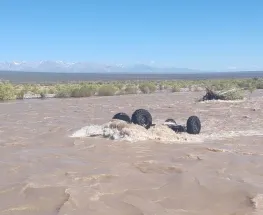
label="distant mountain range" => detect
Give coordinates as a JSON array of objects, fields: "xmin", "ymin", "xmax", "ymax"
[
  {"xmin": 1, "ymin": 61, "xmax": 263, "ymax": 83},
  {"xmin": 0, "ymin": 61, "xmax": 205, "ymax": 74}
]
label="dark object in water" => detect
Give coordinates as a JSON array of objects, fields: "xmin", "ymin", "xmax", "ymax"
[
  {"xmin": 112, "ymin": 108, "xmax": 201, "ymax": 135},
  {"xmin": 131, "ymin": 109, "xmax": 153, "ymax": 129},
  {"xmin": 201, "ymin": 87, "xmax": 244, "ymax": 101},
  {"xmin": 112, "ymin": 112, "xmax": 131, "ymax": 123},
  {"xmin": 202, "ymin": 88, "xmax": 224, "ymax": 101}
]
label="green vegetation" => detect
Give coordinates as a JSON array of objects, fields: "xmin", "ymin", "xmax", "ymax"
[
  {"xmin": 123, "ymin": 84, "xmax": 138, "ymax": 94},
  {"xmin": 139, "ymin": 82, "xmax": 156, "ymax": 94},
  {"xmin": 171, "ymin": 85, "xmax": 180, "ymax": 92},
  {"xmin": 220, "ymin": 88, "xmax": 245, "ymax": 100},
  {"xmin": 0, "ymin": 81, "xmax": 16, "ymax": 100},
  {"xmin": 97, "ymin": 85, "xmax": 117, "ymax": 96},
  {"xmin": 0, "ymin": 77, "xmax": 263, "ymax": 101}
]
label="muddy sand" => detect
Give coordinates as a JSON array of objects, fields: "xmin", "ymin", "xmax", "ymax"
[{"xmin": 0, "ymin": 90, "xmax": 263, "ymax": 215}]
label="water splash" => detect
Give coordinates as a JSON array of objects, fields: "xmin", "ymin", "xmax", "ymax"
[{"xmin": 70, "ymin": 119, "xmax": 202, "ymax": 143}]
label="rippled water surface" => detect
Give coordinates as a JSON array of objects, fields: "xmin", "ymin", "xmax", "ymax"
[{"xmin": 1, "ymin": 91, "xmax": 263, "ymax": 215}]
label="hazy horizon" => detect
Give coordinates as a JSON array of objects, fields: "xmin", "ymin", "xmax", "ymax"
[
  {"xmin": 1, "ymin": 61, "xmax": 263, "ymax": 74},
  {"xmin": 1, "ymin": 69, "xmax": 263, "ymax": 84}
]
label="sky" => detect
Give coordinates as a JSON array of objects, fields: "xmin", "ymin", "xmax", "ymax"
[{"xmin": 0, "ymin": 0, "xmax": 263, "ymax": 71}]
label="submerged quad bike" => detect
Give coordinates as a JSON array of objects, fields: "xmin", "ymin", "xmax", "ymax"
[{"xmin": 112, "ymin": 109, "xmax": 201, "ymax": 135}]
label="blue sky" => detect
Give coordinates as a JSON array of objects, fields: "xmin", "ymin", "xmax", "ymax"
[{"xmin": 0, "ymin": 0, "xmax": 262, "ymax": 71}]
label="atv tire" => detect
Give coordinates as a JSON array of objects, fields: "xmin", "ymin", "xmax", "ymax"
[
  {"xmin": 131, "ymin": 109, "xmax": 152, "ymax": 129},
  {"xmin": 186, "ymin": 116, "xmax": 201, "ymax": 134},
  {"xmin": 112, "ymin": 112, "xmax": 131, "ymax": 123}
]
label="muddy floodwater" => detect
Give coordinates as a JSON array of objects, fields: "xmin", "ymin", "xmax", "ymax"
[{"xmin": 1, "ymin": 90, "xmax": 263, "ymax": 215}]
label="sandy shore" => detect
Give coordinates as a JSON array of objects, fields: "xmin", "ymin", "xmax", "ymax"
[{"xmin": 0, "ymin": 90, "xmax": 263, "ymax": 215}]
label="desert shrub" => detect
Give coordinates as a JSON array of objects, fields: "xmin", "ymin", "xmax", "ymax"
[
  {"xmin": 171, "ymin": 85, "xmax": 180, "ymax": 92},
  {"xmin": 40, "ymin": 88, "xmax": 48, "ymax": 94},
  {"xmin": 55, "ymin": 85, "xmax": 72, "ymax": 98},
  {"xmin": 159, "ymin": 85, "xmax": 164, "ymax": 90},
  {"xmin": 247, "ymin": 83, "xmax": 257, "ymax": 94},
  {"xmin": 124, "ymin": 84, "xmax": 137, "ymax": 94},
  {"xmin": 15, "ymin": 89, "xmax": 27, "ymax": 99},
  {"xmin": 40, "ymin": 92, "xmax": 46, "ymax": 99},
  {"xmin": 202, "ymin": 80, "xmax": 237, "ymax": 92},
  {"xmin": 256, "ymin": 80, "xmax": 263, "ymax": 89},
  {"xmin": 97, "ymin": 85, "xmax": 117, "ymax": 96},
  {"xmin": 30, "ymin": 85, "xmax": 41, "ymax": 94},
  {"xmin": 220, "ymin": 89, "xmax": 244, "ymax": 100},
  {"xmin": 211, "ymin": 81, "xmax": 233, "ymax": 91},
  {"xmin": 158, "ymin": 81, "xmax": 169, "ymax": 90},
  {"xmin": 0, "ymin": 82, "xmax": 16, "ymax": 100},
  {"xmin": 71, "ymin": 85, "xmax": 96, "ymax": 97},
  {"xmin": 13, "ymin": 85, "xmax": 26, "ymax": 99},
  {"xmin": 192, "ymin": 86, "xmax": 200, "ymax": 92},
  {"xmin": 139, "ymin": 82, "xmax": 156, "ymax": 94},
  {"xmin": 244, "ymin": 78, "xmax": 263, "ymax": 89},
  {"xmin": 22, "ymin": 84, "xmax": 31, "ymax": 92},
  {"xmin": 182, "ymin": 80, "xmax": 191, "ymax": 88},
  {"xmin": 55, "ymin": 90, "xmax": 71, "ymax": 98},
  {"xmin": 236, "ymin": 80, "xmax": 250, "ymax": 89},
  {"xmin": 115, "ymin": 83, "xmax": 124, "ymax": 90},
  {"xmin": 47, "ymin": 87, "xmax": 56, "ymax": 94}
]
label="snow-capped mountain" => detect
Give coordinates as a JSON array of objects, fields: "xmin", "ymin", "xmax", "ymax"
[{"xmin": 0, "ymin": 61, "xmax": 202, "ymax": 74}]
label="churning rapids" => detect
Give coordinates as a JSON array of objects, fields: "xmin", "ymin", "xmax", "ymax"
[
  {"xmin": 70, "ymin": 119, "xmax": 204, "ymax": 143},
  {"xmin": 1, "ymin": 90, "xmax": 263, "ymax": 215}
]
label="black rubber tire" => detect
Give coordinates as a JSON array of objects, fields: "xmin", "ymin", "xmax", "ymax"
[
  {"xmin": 186, "ymin": 116, "xmax": 201, "ymax": 134},
  {"xmin": 131, "ymin": 109, "xmax": 152, "ymax": 129},
  {"xmin": 112, "ymin": 112, "xmax": 131, "ymax": 123},
  {"xmin": 165, "ymin": 118, "xmax": 176, "ymax": 124}
]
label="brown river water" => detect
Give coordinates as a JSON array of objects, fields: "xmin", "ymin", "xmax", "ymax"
[{"xmin": 0, "ymin": 90, "xmax": 263, "ymax": 215}]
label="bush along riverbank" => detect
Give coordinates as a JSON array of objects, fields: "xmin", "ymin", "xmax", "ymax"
[{"xmin": 0, "ymin": 77, "xmax": 263, "ymax": 101}]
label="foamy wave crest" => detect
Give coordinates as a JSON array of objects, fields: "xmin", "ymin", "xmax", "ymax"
[
  {"xmin": 251, "ymin": 194, "xmax": 263, "ymax": 214},
  {"xmin": 70, "ymin": 119, "xmax": 203, "ymax": 143}
]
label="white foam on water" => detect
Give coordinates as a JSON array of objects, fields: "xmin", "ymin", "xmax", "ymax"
[
  {"xmin": 70, "ymin": 125, "xmax": 104, "ymax": 138},
  {"xmin": 70, "ymin": 119, "xmax": 203, "ymax": 143},
  {"xmin": 251, "ymin": 194, "xmax": 263, "ymax": 215},
  {"xmin": 199, "ymin": 99, "xmax": 246, "ymax": 104},
  {"xmin": 70, "ymin": 120, "xmax": 263, "ymax": 144}
]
